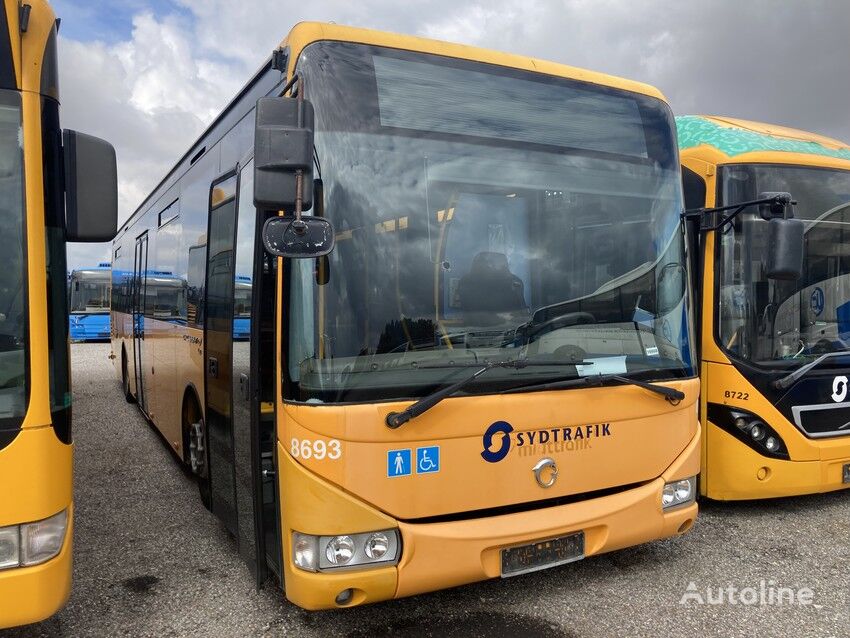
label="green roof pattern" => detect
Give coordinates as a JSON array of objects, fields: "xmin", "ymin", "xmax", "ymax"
[{"xmin": 675, "ymin": 115, "xmax": 850, "ymax": 161}]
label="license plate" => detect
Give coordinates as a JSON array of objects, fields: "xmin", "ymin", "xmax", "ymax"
[{"xmin": 500, "ymin": 531, "xmax": 585, "ymax": 577}]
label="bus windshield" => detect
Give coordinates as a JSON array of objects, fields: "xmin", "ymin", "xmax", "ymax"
[
  {"xmin": 718, "ymin": 164, "xmax": 850, "ymax": 366},
  {"xmin": 69, "ymin": 271, "xmax": 110, "ymax": 313},
  {"xmin": 0, "ymin": 90, "xmax": 26, "ymax": 420},
  {"xmin": 287, "ymin": 42, "xmax": 693, "ymax": 403}
]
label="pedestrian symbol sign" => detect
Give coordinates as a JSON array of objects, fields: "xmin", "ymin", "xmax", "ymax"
[
  {"xmin": 416, "ymin": 446, "xmax": 440, "ymax": 474},
  {"xmin": 387, "ymin": 449, "xmax": 412, "ymax": 477}
]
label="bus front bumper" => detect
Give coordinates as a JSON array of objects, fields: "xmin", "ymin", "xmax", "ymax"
[
  {"xmin": 704, "ymin": 425, "xmax": 850, "ymax": 500},
  {"xmin": 279, "ymin": 427, "xmax": 699, "ymax": 610},
  {"xmin": 0, "ymin": 504, "xmax": 73, "ymax": 629}
]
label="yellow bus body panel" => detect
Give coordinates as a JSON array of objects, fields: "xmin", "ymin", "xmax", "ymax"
[{"xmin": 278, "ymin": 419, "xmax": 699, "ymax": 610}]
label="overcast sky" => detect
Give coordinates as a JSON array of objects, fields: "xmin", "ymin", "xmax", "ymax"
[{"xmin": 56, "ymin": 0, "xmax": 850, "ymax": 269}]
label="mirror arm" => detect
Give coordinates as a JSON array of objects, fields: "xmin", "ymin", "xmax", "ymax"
[
  {"xmin": 278, "ymin": 71, "xmax": 309, "ymax": 234},
  {"xmin": 682, "ymin": 194, "xmax": 797, "ymax": 232}
]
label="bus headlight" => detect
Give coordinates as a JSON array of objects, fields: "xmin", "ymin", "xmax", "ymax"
[
  {"xmin": 292, "ymin": 529, "xmax": 401, "ymax": 572},
  {"xmin": 662, "ymin": 477, "xmax": 696, "ymax": 509},
  {"xmin": 21, "ymin": 509, "xmax": 68, "ymax": 566},
  {"xmin": 292, "ymin": 532, "xmax": 318, "ymax": 571},
  {"xmin": 0, "ymin": 526, "xmax": 20, "ymax": 569},
  {"xmin": 325, "ymin": 535, "xmax": 355, "ymax": 566},
  {"xmin": 0, "ymin": 509, "xmax": 67, "ymax": 570}
]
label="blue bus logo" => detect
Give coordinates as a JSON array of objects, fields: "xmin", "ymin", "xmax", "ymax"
[{"xmin": 811, "ymin": 287, "xmax": 825, "ymax": 317}]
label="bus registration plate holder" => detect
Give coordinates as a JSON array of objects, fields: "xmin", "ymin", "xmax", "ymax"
[{"xmin": 500, "ymin": 531, "xmax": 585, "ymax": 577}]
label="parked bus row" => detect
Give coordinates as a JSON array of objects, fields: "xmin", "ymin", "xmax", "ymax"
[{"xmin": 3, "ymin": 0, "xmax": 849, "ymax": 627}]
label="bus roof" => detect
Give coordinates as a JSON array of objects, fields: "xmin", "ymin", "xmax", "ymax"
[
  {"xmin": 118, "ymin": 22, "xmax": 669, "ymax": 238},
  {"xmin": 676, "ymin": 115, "xmax": 850, "ymax": 167}
]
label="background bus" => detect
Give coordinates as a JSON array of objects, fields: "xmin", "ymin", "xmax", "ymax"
[
  {"xmin": 678, "ymin": 114, "xmax": 850, "ymax": 500},
  {"xmin": 0, "ymin": 0, "xmax": 117, "ymax": 628},
  {"xmin": 111, "ymin": 23, "xmax": 700, "ymax": 610},
  {"xmin": 69, "ymin": 262, "xmax": 112, "ymax": 342}
]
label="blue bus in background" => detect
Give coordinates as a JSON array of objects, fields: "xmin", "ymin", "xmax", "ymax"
[
  {"xmin": 69, "ymin": 262, "xmax": 111, "ymax": 342},
  {"xmin": 233, "ymin": 275, "xmax": 251, "ymax": 340}
]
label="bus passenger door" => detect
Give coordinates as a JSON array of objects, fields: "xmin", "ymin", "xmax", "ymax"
[
  {"xmin": 132, "ymin": 232, "xmax": 148, "ymax": 411},
  {"xmin": 231, "ymin": 161, "xmax": 270, "ymax": 583},
  {"xmin": 203, "ymin": 173, "xmax": 240, "ymax": 539}
]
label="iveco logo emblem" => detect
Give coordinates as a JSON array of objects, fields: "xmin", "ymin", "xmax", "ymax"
[
  {"xmin": 832, "ymin": 376, "xmax": 849, "ymax": 403},
  {"xmin": 532, "ymin": 457, "xmax": 558, "ymax": 488}
]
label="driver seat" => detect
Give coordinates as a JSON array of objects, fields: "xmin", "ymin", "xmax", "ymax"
[{"xmin": 457, "ymin": 252, "xmax": 527, "ymax": 324}]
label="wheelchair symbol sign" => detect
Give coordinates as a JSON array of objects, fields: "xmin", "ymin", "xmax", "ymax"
[{"xmin": 416, "ymin": 446, "xmax": 440, "ymax": 474}]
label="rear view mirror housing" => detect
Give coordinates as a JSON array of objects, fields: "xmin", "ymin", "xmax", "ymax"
[
  {"xmin": 262, "ymin": 216, "xmax": 335, "ymax": 258},
  {"xmin": 253, "ymin": 96, "xmax": 314, "ymax": 211},
  {"xmin": 765, "ymin": 217, "xmax": 804, "ymax": 280},
  {"xmin": 63, "ymin": 130, "xmax": 118, "ymax": 242}
]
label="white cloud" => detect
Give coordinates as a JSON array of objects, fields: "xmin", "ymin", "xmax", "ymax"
[{"xmin": 60, "ymin": 0, "xmax": 850, "ymax": 269}]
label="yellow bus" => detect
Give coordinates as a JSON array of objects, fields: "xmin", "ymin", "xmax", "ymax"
[
  {"xmin": 678, "ymin": 115, "xmax": 850, "ymax": 500},
  {"xmin": 0, "ymin": 0, "xmax": 117, "ymax": 628},
  {"xmin": 112, "ymin": 22, "xmax": 700, "ymax": 609}
]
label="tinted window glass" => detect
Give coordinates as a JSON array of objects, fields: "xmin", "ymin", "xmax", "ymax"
[{"xmin": 0, "ymin": 90, "xmax": 26, "ymax": 422}]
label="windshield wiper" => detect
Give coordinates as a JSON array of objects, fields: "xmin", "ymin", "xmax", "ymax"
[
  {"xmin": 773, "ymin": 351, "xmax": 850, "ymax": 389},
  {"xmin": 384, "ymin": 358, "xmax": 592, "ymax": 429},
  {"xmin": 500, "ymin": 372, "xmax": 686, "ymax": 404}
]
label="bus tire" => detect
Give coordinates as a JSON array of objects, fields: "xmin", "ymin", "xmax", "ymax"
[
  {"xmin": 122, "ymin": 348, "xmax": 135, "ymax": 403},
  {"xmin": 183, "ymin": 391, "xmax": 211, "ymax": 510}
]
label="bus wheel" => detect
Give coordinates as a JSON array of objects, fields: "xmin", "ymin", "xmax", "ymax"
[
  {"xmin": 188, "ymin": 416, "xmax": 211, "ymax": 509},
  {"xmin": 189, "ymin": 419, "xmax": 206, "ymax": 474},
  {"xmin": 122, "ymin": 350, "xmax": 135, "ymax": 403}
]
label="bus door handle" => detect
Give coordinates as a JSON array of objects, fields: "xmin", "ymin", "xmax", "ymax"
[
  {"xmin": 239, "ymin": 373, "xmax": 250, "ymax": 401},
  {"xmin": 208, "ymin": 356, "xmax": 218, "ymax": 378}
]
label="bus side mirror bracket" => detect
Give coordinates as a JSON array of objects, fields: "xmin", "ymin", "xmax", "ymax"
[
  {"xmin": 683, "ymin": 192, "xmax": 796, "ymax": 233},
  {"xmin": 63, "ymin": 130, "xmax": 118, "ymax": 242},
  {"xmin": 683, "ymin": 191, "xmax": 804, "ymax": 281}
]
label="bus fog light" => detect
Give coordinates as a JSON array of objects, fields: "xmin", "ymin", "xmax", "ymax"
[
  {"xmin": 325, "ymin": 535, "xmax": 355, "ymax": 566},
  {"xmin": 662, "ymin": 477, "xmax": 696, "ymax": 509},
  {"xmin": 364, "ymin": 532, "xmax": 389, "ymax": 560},
  {"xmin": 21, "ymin": 509, "xmax": 67, "ymax": 566},
  {"xmin": 0, "ymin": 526, "xmax": 20, "ymax": 569},
  {"xmin": 292, "ymin": 532, "xmax": 318, "ymax": 572}
]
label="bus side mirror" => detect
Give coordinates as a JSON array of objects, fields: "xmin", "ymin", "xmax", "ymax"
[
  {"xmin": 63, "ymin": 130, "xmax": 118, "ymax": 242},
  {"xmin": 253, "ymin": 96, "xmax": 314, "ymax": 211},
  {"xmin": 262, "ymin": 216, "xmax": 335, "ymax": 259},
  {"xmin": 765, "ymin": 217, "xmax": 804, "ymax": 280}
]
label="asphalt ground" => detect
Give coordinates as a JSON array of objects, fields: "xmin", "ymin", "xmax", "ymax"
[{"xmin": 5, "ymin": 342, "xmax": 850, "ymax": 637}]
